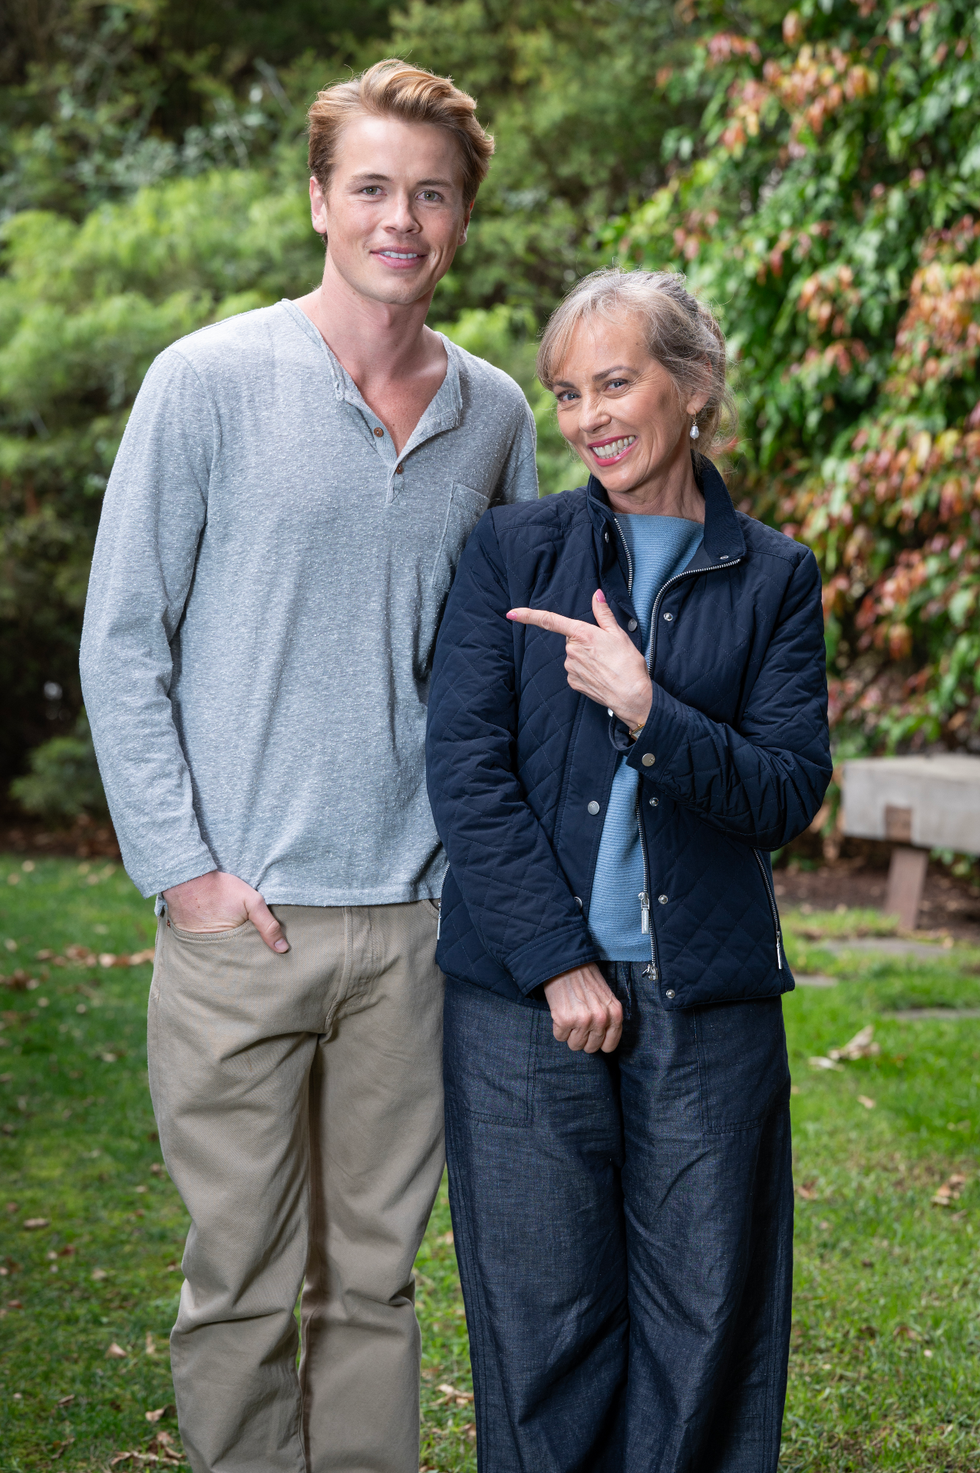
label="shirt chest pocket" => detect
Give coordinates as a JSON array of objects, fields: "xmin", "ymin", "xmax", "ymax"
[{"xmin": 429, "ymin": 481, "xmax": 492, "ymax": 597}]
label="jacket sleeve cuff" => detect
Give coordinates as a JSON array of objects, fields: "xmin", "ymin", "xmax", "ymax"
[
  {"xmin": 505, "ymin": 923, "xmax": 601, "ymax": 996},
  {"xmin": 624, "ymin": 680, "xmax": 693, "ymax": 783}
]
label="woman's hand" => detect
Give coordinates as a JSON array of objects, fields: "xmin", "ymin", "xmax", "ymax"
[
  {"xmin": 543, "ymin": 963, "xmax": 623, "ymax": 1053},
  {"xmin": 507, "ymin": 590, "xmax": 653, "ymax": 731}
]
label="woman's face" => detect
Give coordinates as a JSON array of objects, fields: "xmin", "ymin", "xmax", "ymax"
[{"xmin": 552, "ymin": 313, "xmax": 706, "ymax": 505}]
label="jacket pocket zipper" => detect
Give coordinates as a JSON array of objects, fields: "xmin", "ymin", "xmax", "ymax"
[{"xmin": 753, "ymin": 850, "xmax": 784, "ymax": 971}]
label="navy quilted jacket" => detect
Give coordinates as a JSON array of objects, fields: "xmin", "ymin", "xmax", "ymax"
[{"xmin": 425, "ymin": 460, "xmax": 832, "ymax": 1010}]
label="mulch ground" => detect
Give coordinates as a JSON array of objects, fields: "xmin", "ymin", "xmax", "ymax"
[{"xmin": 774, "ymin": 860, "xmax": 980, "ymax": 943}]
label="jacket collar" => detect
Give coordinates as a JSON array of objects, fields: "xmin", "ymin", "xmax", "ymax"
[{"xmin": 586, "ymin": 456, "xmax": 746, "ymax": 572}]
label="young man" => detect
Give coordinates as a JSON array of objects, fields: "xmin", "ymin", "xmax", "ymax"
[{"xmin": 80, "ymin": 59, "xmax": 537, "ymax": 1473}]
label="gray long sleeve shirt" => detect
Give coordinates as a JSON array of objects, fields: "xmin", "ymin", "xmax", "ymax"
[{"xmin": 80, "ymin": 299, "xmax": 538, "ymax": 903}]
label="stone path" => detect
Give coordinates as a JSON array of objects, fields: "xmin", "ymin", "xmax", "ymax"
[{"xmin": 808, "ymin": 936, "xmax": 957, "ymax": 960}]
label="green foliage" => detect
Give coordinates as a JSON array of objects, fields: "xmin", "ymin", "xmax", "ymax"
[
  {"xmin": 0, "ymin": 166, "xmax": 323, "ymax": 786},
  {"xmin": 9, "ymin": 713, "xmax": 107, "ymax": 820},
  {"xmin": 609, "ymin": 0, "xmax": 980, "ymax": 756},
  {"xmin": 399, "ymin": 0, "xmax": 703, "ymax": 316},
  {"xmin": 0, "ymin": 0, "xmax": 391, "ymax": 217}
]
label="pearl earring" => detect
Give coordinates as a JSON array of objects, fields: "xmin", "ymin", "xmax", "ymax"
[{"xmin": 690, "ymin": 420, "xmax": 700, "ymax": 441}]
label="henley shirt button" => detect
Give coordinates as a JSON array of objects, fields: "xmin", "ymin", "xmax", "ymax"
[
  {"xmin": 658, "ymin": 894, "xmax": 668, "ymax": 905},
  {"xmin": 395, "ymin": 464, "xmax": 404, "ymax": 474},
  {"xmin": 627, "ymin": 618, "xmax": 638, "ymax": 631},
  {"xmin": 587, "ymin": 801, "xmax": 600, "ymax": 815},
  {"xmin": 665, "ymin": 989, "xmax": 676, "ymax": 999},
  {"xmin": 664, "ymin": 612, "xmax": 673, "ymax": 622},
  {"xmin": 641, "ymin": 753, "xmax": 655, "ymax": 767},
  {"xmin": 373, "ymin": 427, "xmax": 384, "ymax": 437}
]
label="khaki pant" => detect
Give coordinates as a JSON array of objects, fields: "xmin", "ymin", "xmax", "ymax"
[{"xmin": 147, "ymin": 901, "xmax": 445, "ymax": 1473}]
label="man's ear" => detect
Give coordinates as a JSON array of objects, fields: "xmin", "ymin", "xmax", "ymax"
[
  {"xmin": 309, "ymin": 175, "xmax": 329, "ymax": 241},
  {"xmin": 458, "ymin": 202, "xmax": 474, "ymax": 246}
]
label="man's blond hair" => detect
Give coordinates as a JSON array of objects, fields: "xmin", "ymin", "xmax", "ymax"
[{"xmin": 308, "ymin": 58, "xmax": 494, "ymax": 206}]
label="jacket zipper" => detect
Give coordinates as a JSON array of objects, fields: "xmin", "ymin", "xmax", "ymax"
[
  {"xmin": 612, "ymin": 517, "xmax": 634, "ymax": 594},
  {"xmin": 753, "ymin": 850, "xmax": 784, "ymax": 971},
  {"xmin": 643, "ymin": 550, "xmax": 746, "ymax": 990},
  {"xmin": 613, "ymin": 518, "xmax": 659, "ymax": 971},
  {"xmin": 637, "ymin": 787, "xmax": 659, "ymax": 978}
]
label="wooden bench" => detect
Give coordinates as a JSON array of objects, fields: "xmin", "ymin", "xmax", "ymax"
[{"xmin": 840, "ymin": 754, "xmax": 980, "ymax": 928}]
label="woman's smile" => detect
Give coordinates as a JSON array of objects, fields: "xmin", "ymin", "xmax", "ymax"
[{"xmin": 588, "ymin": 434, "xmax": 637, "ymax": 466}]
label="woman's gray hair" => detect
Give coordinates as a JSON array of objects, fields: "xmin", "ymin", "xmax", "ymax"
[{"xmin": 536, "ymin": 267, "xmax": 737, "ymax": 461}]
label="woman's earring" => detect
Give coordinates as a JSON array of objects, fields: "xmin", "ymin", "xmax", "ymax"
[{"xmin": 690, "ymin": 420, "xmax": 700, "ymax": 441}]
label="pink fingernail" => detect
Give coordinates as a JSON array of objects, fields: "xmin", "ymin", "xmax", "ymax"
[{"xmin": 595, "ymin": 590, "xmax": 606, "ymax": 603}]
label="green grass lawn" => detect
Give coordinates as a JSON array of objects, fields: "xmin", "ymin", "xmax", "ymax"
[{"xmin": 1, "ymin": 858, "xmax": 979, "ymax": 1470}]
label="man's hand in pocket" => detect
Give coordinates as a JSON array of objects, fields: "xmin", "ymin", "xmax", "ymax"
[{"xmin": 162, "ymin": 871, "xmax": 289, "ymax": 953}]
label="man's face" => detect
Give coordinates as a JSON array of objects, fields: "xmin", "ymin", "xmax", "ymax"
[{"xmin": 311, "ymin": 113, "xmax": 471, "ymax": 307}]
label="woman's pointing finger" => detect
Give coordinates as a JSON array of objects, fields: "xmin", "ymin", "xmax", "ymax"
[{"xmin": 506, "ymin": 607, "xmax": 589, "ymax": 638}]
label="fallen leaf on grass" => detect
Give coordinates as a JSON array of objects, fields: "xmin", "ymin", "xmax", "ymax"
[
  {"xmin": 56, "ymin": 1394, "xmax": 75, "ymax": 1408},
  {"xmin": 51, "ymin": 1437, "xmax": 75, "ymax": 1458},
  {"xmin": 829, "ymin": 1025, "xmax": 881, "ymax": 1062},
  {"xmin": 932, "ymin": 1173, "xmax": 967, "ymax": 1207},
  {"xmin": 439, "ymin": 1230, "xmax": 454, "ymax": 1245},
  {"xmin": 436, "ymin": 1382, "xmax": 474, "ymax": 1405},
  {"xmin": 796, "ymin": 1179, "xmax": 819, "ymax": 1200},
  {"xmin": 23, "ymin": 1218, "xmax": 49, "ymax": 1229},
  {"xmin": 145, "ymin": 1332, "xmax": 157, "ymax": 1355},
  {"xmin": 91, "ymin": 1267, "xmax": 108, "ymax": 1280},
  {"xmin": 100, "ymin": 1052, "xmax": 119, "ymax": 1063},
  {"xmin": 64, "ymin": 945, "xmax": 98, "ymax": 966},
  {"xmin": 893, "ymin": 1324, "xmax": 921, "ymax": 1340},
  {"xmin": 106, "ymin": 1342, "xmax": 128, "ymax": 1358},
  {"xmin": 808, "ymin": 1056, "xmax": 844, "ymax": 1071},
  {"xmin": 145, "ymin": 1406, "xmax": 175, "ymax": 1424},
  {"xmin": 857, "ymin": 1095, "xmax": 877, "ymax": 1110}
]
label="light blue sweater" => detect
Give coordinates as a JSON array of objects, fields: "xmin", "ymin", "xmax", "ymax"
[{"xmin": 589, "ymin": 513, "xmax": 704, "ymax": 961}]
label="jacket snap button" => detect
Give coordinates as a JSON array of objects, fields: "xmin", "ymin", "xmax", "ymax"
[
  {"xmin": 627, "ymin": 618, "xmax": 638, "ymax": 631},
  {"xmin": 604, "ymin": 531, "xmax": 609, "ymax": 542},
  {"xmin": 658, "ymin": 894, "xmax": 668, "ymax": 905},
  {"xmin": 665, "ymin": 989, "xmax": 675, "ymax": 999},
  {"xmin": 574, "ymin": 895, "xmax": 583, "ymax": 908},
  {"xmin": 607, "ymin": 707, "xmax": 614, "ymax": 716},
  {"xmin": 587, "ymin": 801, "xmax": 600, "ymax": 815},
  {"xmin": 663, "ymin": 612, "xmax": 673, "ymax": 622},
  {"xmin": 641, "ymin": 753, "xmax": 655, "ymax": 767},
  {"xmin": 373, "ymin": 426, "xmax": 384, "ymax": 437},
  {"xmin": 649, "ymin": 797, "xmax": 659, "ymax": 807}
]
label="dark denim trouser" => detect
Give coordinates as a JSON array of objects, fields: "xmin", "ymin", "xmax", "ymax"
[{"xmin": 443, "ymin": 963, "xmax": 794, "ymax": 1473}]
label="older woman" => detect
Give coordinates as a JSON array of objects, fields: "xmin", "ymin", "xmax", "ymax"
[{"xmin": 425, "ymin": 269, "xmax": 831, "ymax": 1473}]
